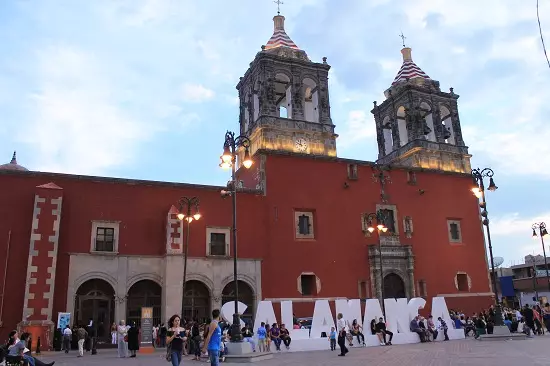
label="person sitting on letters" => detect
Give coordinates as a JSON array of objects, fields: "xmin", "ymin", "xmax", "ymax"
[
  {"xmin": 410, "ymin": 316, "xmax": 427, "ymax": 342},
  {"xmin": 375, "ymin": 317, "xmax": 393, "ymax": 346},
  {"xmin": 279, "ymin": 324, "xmax": 291, "ymax": 350},
  {"xmin": 241, "ymin": 323, "xmax": 256, "ymax": 352}
]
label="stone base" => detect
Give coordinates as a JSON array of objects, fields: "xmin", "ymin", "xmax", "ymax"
[
  {"xmin": 224, "ymin": 352, "xmax": 274, "ymax": 363},
  {"xmin": 17, "ymin": 320, "xmax": 55, "ymax": 352},
  {"xmin": 478, "ymin": 326, "xmax": 527, "ymax": 341},
  {"xmin": 227, "ymin": 342, "xmax": 253, "ymax": 355}
]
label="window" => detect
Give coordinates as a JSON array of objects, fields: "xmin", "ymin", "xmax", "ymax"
[
  {"xmin": 456, "ymin": 273, "xmax": 469, "ymax": 291},
  {"xmin": 295, "ymin": 211, "xmax": 315, "ymax": 239},
  {"xmin": 417, "ymin": 280, "xmax": 427, "ymax": 297},
  {"xmin": 299, "ymin": 274, "xmax": 318, "ymax": 296},
  {"xmin": 407, "ymin": 171, "xmax": 417, "ymax": 185},
  {"xmin": 358, "ymin": 280, "xmax": 369, "ymax": 299},
  {"xmin": 379, "ymin": 209, "xmax": 396, "ymax": 234},
  {"xmin": 403, "ymin": 216, "xmax": 413, "ymax": 238},
  {"xmin": 90, "ymin": 221, "xmax": 120, "ymax": 253},
  {"xmin": 206, "ymin": 227, "xmax": 230, "ymax": 256},
  {"xmin": 347, "ymin": 164, "xmax": 358, "ymax": 180},
  {"xmin": 447, "ymin": 219, "xmax": 462, "ymax": 243},
  {"xmin": 96, "ymin": 227, "xmax": 115, "ymax": 252},
  {"xmin": 210, "ymin": 233, "xmax": 227, "ymax": 256}
]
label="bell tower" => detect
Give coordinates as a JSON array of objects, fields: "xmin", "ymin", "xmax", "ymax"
[
  {"xmin": 371, "ymin": 45, "xmax": 471, "ymax": 173},
  {"xmin": 236, "ymin": 13, "xmax": 337, "ymax": 158}
]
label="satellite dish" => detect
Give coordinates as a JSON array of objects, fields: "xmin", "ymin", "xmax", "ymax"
[{"xmin": 494, "ymin": 257, "xmax": 504, "ymax": 267}]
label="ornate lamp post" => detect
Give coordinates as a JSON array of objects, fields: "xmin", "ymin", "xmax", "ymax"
[
  {"xmin": 177, "ymin": 197, "xmax": 201, "ymax": 315},
  {"xmin": 219, "ymin": 131, "xmax": 253, "ymax": 342},
  {"xmin": 365, "ymin": 210, "xmax": 388, "ymax": 314},
  {"xmin": 532, "ymin": 222, "xmax": 550, "ymax": 293},
  {"xmin": 471, "ymin": 168, "xmax": 504, "ymax": 326}
]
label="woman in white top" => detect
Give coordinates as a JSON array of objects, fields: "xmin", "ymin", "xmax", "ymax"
[
  {"xmin": 336, "ymin": 313, "xmax": 349, "ymax": 356},
  {"xmin": 117, "ymin": 320, "xmax": 128, "ymax": 358}
]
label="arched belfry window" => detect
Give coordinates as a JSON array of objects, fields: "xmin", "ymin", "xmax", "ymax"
[
  {"xmin": 302, "ymin": 78, "xmax": 319, "ymax": 123},
  {"xmin": 275, "ymin": 73, "xmax": 291, "ymax": 119}
]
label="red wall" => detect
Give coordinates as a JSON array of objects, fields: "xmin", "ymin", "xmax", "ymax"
[
  {"xmin": 260, "ymin": 153, "xmax": 492, "ymax": 314},
  {"xmin": 0, "ymin": 172, "xmax": 267, "ymax": 340}
]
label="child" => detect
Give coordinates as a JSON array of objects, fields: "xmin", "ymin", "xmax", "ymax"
[
  {"xmin": 329, "ymin": 327, "xmax": 337, "ymax": 351},
  {"xmin": 437, "ymin": 317, "xmax": 449, "ymax": 341},
  {"xmin": 257, "ymin": 322, "xmax": 267, "ymax": 352}
]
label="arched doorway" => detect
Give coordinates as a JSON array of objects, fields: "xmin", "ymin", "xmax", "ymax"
[
  {"xmin": 383, "ymin": 273, "xmax": 406, "ymax": 299},
  {"xmin": 182, "ymin": 280, "xmax": 211, "ymax": 323},
  {"xmin": 74, "ymin": 279, "xmax": 115, "ymax": 340},
  {"xmin": 222, "ymin": 281, "xmax": 255, "ymax": 325},
  {"xmin": 126, "ymin": 280, "xmax": 162, "ymax": 328}
]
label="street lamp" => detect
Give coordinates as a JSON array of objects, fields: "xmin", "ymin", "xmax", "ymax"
[
  {"xmin": 532, "ymin": 222, "xmax": 550, "ymax": 293},
  {"xmin": 471, "ymin": 168, "xmax": 504, "ymax": 326},
  {"xmin": 366, "ymin": 210, "xmax": 388, "ymax": 315},
  {"xmin": 177, "ymin": 196, "xmax": 201, "ymax": 316},
  {"xmin": 219, "ymin": 131, "xmax": 253, "ymax": 342}
]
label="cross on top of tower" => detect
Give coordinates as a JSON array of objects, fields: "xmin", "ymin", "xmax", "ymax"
[
  {"xmin": 399, "ymin": 31, "xmax": 407, "ymax": 48},
  {"xmin": 274, "ymin": 0, "xmax": 283, "ymax": 15}
]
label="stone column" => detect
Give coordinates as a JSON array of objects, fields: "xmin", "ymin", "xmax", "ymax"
[
  {"xmin": 19, "ymin": 182, "xmax": 64, "ymax": 351},
  {"xmin": 115, "ymin": 257, "xmax": 129, "ymax": 322},
  {"xmin": 164, "ymin": 255, "xmax": 183, "ymax": 321}
]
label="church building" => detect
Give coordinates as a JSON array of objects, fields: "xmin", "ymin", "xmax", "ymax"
[{"xmin": 0, "ymin": 12, "xmax": 492, "ymax": 346}]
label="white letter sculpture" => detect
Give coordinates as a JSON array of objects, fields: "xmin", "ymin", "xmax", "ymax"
[
  {"xmin": 310, "ymin": 300, "xmax": 335, "ymax": 339},
  {"xmin": 408, "ymin": 297, "xmax": 427, "ymax": 321},
  {"xmin": 335, "ymin": 299, "xmax": 362, "ymax": 329},
  {"xmin": 221, "ymin": 301, "xmax": 247, "ymax": 327},
  {"xmin": 252, "ymin": 301, "xmax": 278, "ymax": 333},
  {"xmin": 363, "ymin": 298, "xmax": 384, "ymax": 330},
  {"xmin": 384, "ymin": 298, "xmax": 411, "ymax": 334}
]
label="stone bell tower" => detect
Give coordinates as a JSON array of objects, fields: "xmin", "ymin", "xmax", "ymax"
[
  {"xmin": 236, "ymin": 13, "xmax": 337, "ymax": 158},
  {"xmin": 371, "ymin": 46, "xmax": 471, "ymax": 173}
]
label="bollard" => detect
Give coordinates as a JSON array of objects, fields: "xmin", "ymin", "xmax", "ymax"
[{"xmin": 36, "ymin": 337, "xmax": 41, "ymax": 354}]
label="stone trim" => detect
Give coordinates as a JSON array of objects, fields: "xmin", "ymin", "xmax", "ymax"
[
  {"xmin": 90, "ymin": 220, "xmax": 120, "ymax": 253},
  {"xmin": 297, "ymin": 272, "xmax": 321, "ymax": 295},
  {"xmin": 294, "ymin": 211, "xmax": 315, "ymax": 239},
  {"xmin": 454, "ymin": 272, "xmax": 471, "ymax": 291}
]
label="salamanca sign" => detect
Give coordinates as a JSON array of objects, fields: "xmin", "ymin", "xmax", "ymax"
[{"xmin": 221, "ymin": 297, "xmax": 464, "ymax": 349}]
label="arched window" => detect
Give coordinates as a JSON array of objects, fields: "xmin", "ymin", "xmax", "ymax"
[
  {"xmin": 222, "ymin": 281, "xmax": 255, "ymax": 325},
  {"xmin": 126, "ymin": 280, "xmax": 162, "ymax": 328},
  {"xmin": 275, "ymin": 73, "xmax": 291, "ymax": 119},
  {"xmin": 74, "ymin": 279, "xmax": 115, "ymax": 341},
  {"xmin": 183, "ymin": 280, "xmax": 211, "ymax": 323},
  {"xmin": 302, "ymin": 78, "xmax": 319, "ymax": 123}
]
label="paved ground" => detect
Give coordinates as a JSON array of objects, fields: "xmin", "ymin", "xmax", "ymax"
[{"xmin": 34, "ymin": 337, "xmax": 550, "ymax": 365}]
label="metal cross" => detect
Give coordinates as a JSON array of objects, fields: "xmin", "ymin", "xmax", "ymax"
[
  {"xmin": 274, "ymin": 0, "xmax": 284, "ymax": 15},
  {"xmin": 399, "ymin": 31, "xmax": 407, "ymax": 48},
  {"xmin": 372, "ymin": 165, "xmax": 392, "ymax": 203}
]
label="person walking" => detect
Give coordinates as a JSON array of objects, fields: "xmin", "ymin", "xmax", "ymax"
[
  {"xmin": 336, "ymin": 313, "xmax": 349, "ymax": 357},
  {"xmin": 127, "ymin": 322, "xmax": 140, "ymax": 357},
  {"xmin": 202, "ymin": 309, "xmax": 222, "ymax": 366},
  {"xmin": 76, "ymin": 325, "xmax": 88, "ymax": 357},
  {"xmin": 62, "ymin": 325, "xmax": 72, "ymax": 353}
]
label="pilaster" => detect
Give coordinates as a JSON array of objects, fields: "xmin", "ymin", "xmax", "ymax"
[{"xmin": 164, "ymin": 255, "xmax": 184, "ymax": 320}]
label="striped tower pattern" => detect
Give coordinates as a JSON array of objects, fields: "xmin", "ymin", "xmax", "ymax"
[
  {"xmin": 166, "ymin": 205, "xmax": 183, "ymax": 254},
  {"xmin": 392, "ymin": 47, "xmax": 430, "ymax": 85},
  {"xmin": 19, "ymin": 182, "xmax": 63, "ymax": 351},
  {"xmin": 265, "ymin": 15, "xmax": 299, "ymax": 50}
]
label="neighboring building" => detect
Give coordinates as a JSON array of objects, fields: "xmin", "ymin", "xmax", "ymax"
[
  {"xmin": 510, "ymin": 255, "xmax": 550, "ymax": 306},
  {"xmin": 0, "ymin": 12, "xmax": 493, "ymax": 345}
]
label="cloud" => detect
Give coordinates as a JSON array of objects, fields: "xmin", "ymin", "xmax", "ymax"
[
  {"xmin": 338, "ymin": 110, "xmax": 377, "ymax": 148},
  {"xmin": 181, "ymin": 83, "xmax": 215, "ymax": 103},
  {"xmin": 16, "ymin": 46, "xmax": 151, "ymax": 175}
]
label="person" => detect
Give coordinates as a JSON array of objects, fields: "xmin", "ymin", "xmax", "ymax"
[
  {"xmin": 375, "ymin": 317, "xmax": 393, "ymax": 346},
  {"xmin": 7, "ymin": 332, "xmax": 34, "ymax": 366},
  {"xmin": 270, "ymin": 323, "xmax": 281, "ymax": 351},
  {"xmin": 329, "ymin": 327, "xmax": 337, "ymax": 351},
  {"xmin": 336, "ymin": 313, "xmax": 348, "ymax": 357},
  {"xmin": 410, "ymin": 316, "xmax": 427, "ymax": 342},
  {"xmin": 257, "ymin": 322, "xmax": 267, "ymax": 352},
  {"xmin": 62, "ymin": 325, "xmax": 72, "ymax": 353},
  {"xmin": 264, "ymin": 324, "xmax": 272, "ymax": 352},
  {"xmin": 427, "ymin": 315, "xmax": 439, "ymax": 341},
  {"xmin": 523, "ymin": 304, "xmax": 535, "ymax": 338},
  {"xmin": 127, "ymin": 322, "xmax": 139, "ymax": 357},
  {"xmin": 350, "ymin": 319, "xmax": 365, "ymax": 346},
  {"xmin": 117, "ymin": 320, "xmax": 128, "ymax": 358},
  {"xmin": 279, "ymin": 324, "xmax": 291, "ymax": 350},
  {"xmin": 241, "ymin": 323, "xmax": 256, "ymax": 352},
  {"xmin": 167, "ymin": 314, "xmax": 186, "ymax": 366},
  {"xmin": 191, "ymin": 319, "xmax": 202, "ymax": 360},
  {"xmin": 76, "ymin": 324, "xmax": 88, "ymax": 357},
  {"xmin": 437, "ymin": 317, "xmax": 449, "ymax": 341},
  {"xmin": 202, "ymin": 309, "xmax": 222, "ymax": 366},
  {"xmin": 111, "ymin": 322, "xmax": 117, "ymax": 345}
]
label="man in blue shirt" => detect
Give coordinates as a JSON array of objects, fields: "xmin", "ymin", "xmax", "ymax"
[
  {"xmin": 257, "ymin": 322, "xmax": 267, "ymax": 352},
  {"xmin": 203, "ymin": 309, "xmax": 222, "ymax": 366}
]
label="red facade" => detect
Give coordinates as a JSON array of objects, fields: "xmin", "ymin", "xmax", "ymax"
[{"xmin": 0, "ymin": 150, "xmax": 493, "ymax": 342}]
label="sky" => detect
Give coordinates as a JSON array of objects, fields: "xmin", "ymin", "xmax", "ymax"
[{"xmin": 0, "ymin": 0, "xmax": 549, "ymax": 264}]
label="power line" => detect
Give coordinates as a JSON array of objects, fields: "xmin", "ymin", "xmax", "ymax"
[{"xmin": 537, "ymin": 0, "xmax": 550, "ymax": 69}]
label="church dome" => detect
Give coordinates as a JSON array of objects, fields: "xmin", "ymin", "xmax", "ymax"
[{"xmin": 0, "ymin": 151, "xmax": 29, "ymax": 171}]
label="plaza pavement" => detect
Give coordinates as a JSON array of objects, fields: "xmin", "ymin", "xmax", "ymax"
[{"xmin": 35, "ymin": 337, "xmax": 550, "ymax": 365}]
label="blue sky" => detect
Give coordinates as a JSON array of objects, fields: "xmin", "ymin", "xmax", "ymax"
[{"xmin": 1, "ymin": 0, "xmax": 549, "ymax": 264}]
